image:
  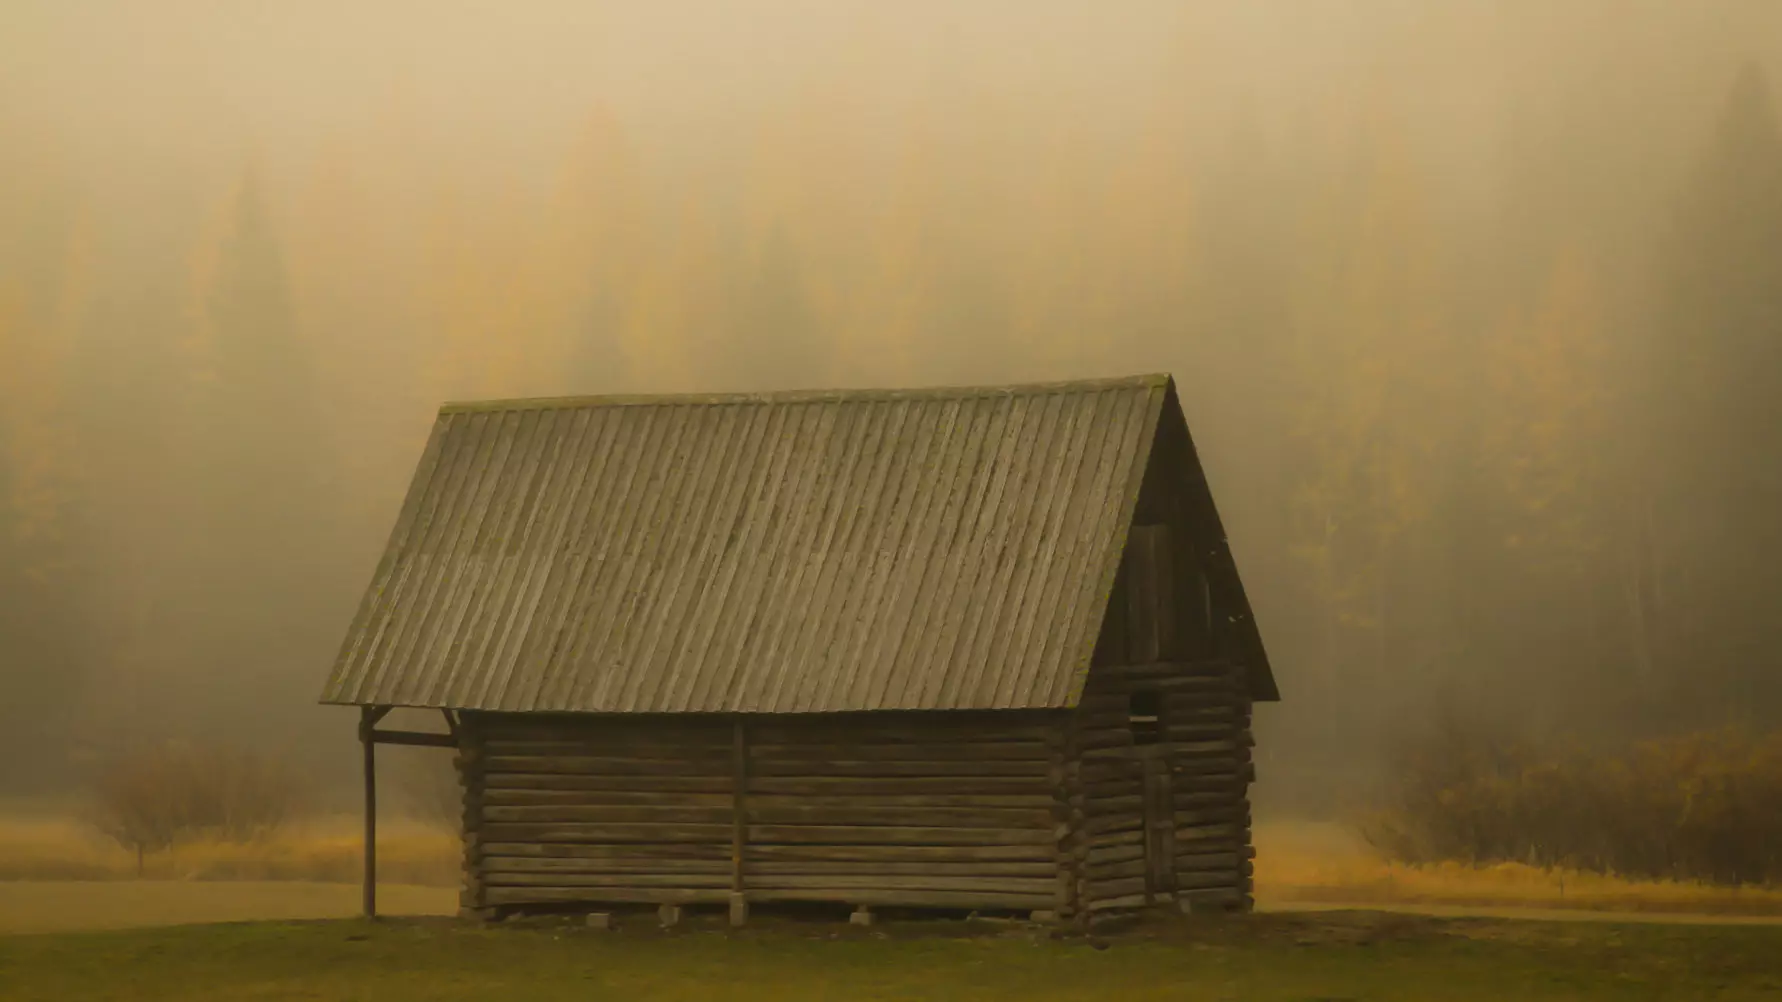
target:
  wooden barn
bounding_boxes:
[319,374,1279,928]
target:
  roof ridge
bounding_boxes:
[438,373,1172,415]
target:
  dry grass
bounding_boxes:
[0,815,459,886]
[7,814,1782,926]
[1255,821,1782,916]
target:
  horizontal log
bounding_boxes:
[482,857,731,875]
[746,888,1055,909]
[746,742,1051,762]
[1080,781,1143,801]
[749,777,1054,796]
[483,756,730,777]
[1081,814,1143,838]
[1087,875,1148,901]
[1174,871,1243,892]
[370,729,459,748]
[483,886,730,906]
[1075,731,1134,752]
[481,789,733,808]
[748,825,1055,846]
[481,822,733,844]
[741,875,1058,895]
[481,805,734,825]
[1175,852,1240,872]
[1161,724,1242,742]
[1085,856,1149,881]
[481,737,732,759]
[1084,828,1144,851]
[1173,792,1244,810]
[1081,795,1142,818]
[748,794,1053,810]
[1177,886,1245,907]
[485,871,734,888]
[746,843,1057,863]
[747,759,1049,778]
[746,806,1053,828]
[483,773,733,794]
[1173,806,1248,827]
[1085,892,1151,913]
[1168,756,1247,777]
[1083,841,1146,867]
[1175,823,1248,843]
[745,860,1058,878]
[478,842,731,860]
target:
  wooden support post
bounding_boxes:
[730,716,748,925]
[359,706,391,919]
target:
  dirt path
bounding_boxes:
[0,881,456,935]
[5,880,1782,936]
[1260,897,1782,926]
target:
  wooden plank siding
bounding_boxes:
[457,711,1069,916]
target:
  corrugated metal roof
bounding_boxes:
[321,375,1188,713]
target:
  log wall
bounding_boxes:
[1075,659,1256,924]
[455,710,1066,916]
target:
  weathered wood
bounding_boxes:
[1125,525,1164,664]
[1086,888,1151,909]
[479,842,732,861]
[1084,841,1146,867]
[748,776,1054,796]
[1086,855,1150,881]
[744,860,1058,878]
[748,793,1054,810]
[361,707,378,919]
[481,739,733,760]
[748,825,1055,846]
[482,773,735,794]
[481,789,733,808]
[1175,852,1241,871]
[481,805,735,825]
[747,888,1054,909]
[747,806,1054,827]
[745,843,1056,863]
[746,759,1049,778]
[481,822,734,844]
[484,872,736,888]
[1081,794,1143,818]
[1174,870,1243,892]
[1088,875,1149,901]
[746,741,1052,762]
[483,756,732,777]
[745,875,1059,894]
[1081,813,1143,837]
[484,886,731,906]
[731,717,747,896]
[1175,822,1248,843]
[482,857,733,875]
[369,728,459,749]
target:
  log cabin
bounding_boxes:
[318,374,1279,929]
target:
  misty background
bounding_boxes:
[3,1,1781,814]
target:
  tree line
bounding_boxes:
[1,63,1778,794]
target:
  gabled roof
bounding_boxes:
[319,374,1276,713]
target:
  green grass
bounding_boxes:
[3,910,1780,1001]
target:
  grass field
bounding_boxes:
[3,910,1780,1002]
[7,814,1782,926]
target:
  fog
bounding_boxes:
[3,1,1781,813]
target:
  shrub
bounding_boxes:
[1361,719,1782,886]
[88,740,312,874]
